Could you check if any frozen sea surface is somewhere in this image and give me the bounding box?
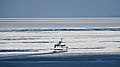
[0,22,120,67]
[0,30,120,54]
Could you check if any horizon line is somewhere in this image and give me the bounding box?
[0,17,120,23]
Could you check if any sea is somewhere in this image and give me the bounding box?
[0,22,120,67]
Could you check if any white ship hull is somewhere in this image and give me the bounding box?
[54,47,68,52]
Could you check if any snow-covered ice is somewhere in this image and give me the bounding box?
[0,30,120,56]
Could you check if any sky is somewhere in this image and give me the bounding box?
[0,0,120,18]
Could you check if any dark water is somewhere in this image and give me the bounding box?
[0,54,120,67]
[0,49,40,52]
[0,61,119,67]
